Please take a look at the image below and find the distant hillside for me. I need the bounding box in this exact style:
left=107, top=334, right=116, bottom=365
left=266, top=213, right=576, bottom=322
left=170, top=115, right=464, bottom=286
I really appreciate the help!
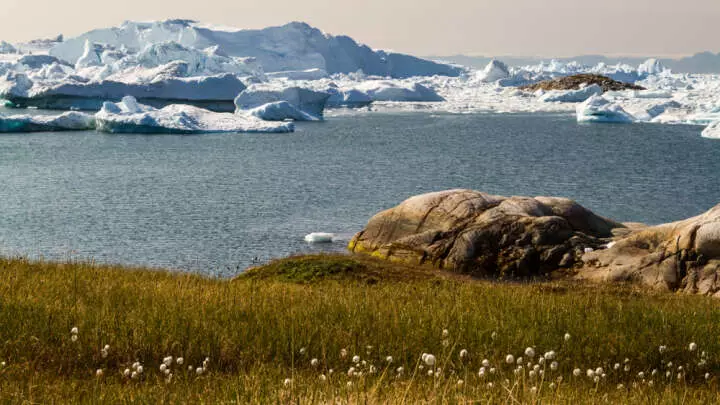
left=432, top=52, right=720, bottom=74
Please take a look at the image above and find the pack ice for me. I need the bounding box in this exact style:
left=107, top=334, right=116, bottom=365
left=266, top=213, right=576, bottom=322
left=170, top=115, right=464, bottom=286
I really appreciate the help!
left=95, top=96, right=294, bottom=134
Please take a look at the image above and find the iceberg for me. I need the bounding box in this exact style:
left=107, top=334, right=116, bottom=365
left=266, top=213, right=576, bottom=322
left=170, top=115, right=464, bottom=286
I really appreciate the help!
left=352, top=81, right=444, bottom=102
left=266, top=69, right=328, bottom=80
left=0, top=41, right=17, bottom=54
left=95, top=96, right=293, bottom=134
left=248, top=101, right=318, bottom=121
left=235, top=85, right=330, bottom=120
left=638, top=59, right=668, bottom=76
left=1, top=66, right=247, bottom=112
left=576, top=95, right=635, bottom=123
left=539, top=84, right=603, bottom=103
left=0, top=111, right=95, bottom=132
left=325, top=87, right=373, bottom=108
left=701, top=122, right=720, bottom=139
left=50, top=20, right=462, bottom=78
left=474, top=60, right=510, bottom=83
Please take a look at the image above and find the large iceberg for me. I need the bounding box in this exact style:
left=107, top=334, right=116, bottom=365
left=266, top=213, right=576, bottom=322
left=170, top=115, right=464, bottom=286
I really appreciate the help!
left=539, top=84, right=603, bottom=103
left=0, top=111, right=94, bottom=132
left=0, top=41, right=17, bottom=54
left=95, top=96, right=293, bottom=134
left=50, top=20, right=462, bottom=79
left=1, top=63, right=247, bottom=112
left=576, top=95, right=635, bottom=123
left=234, top=85, right=330, bottom=120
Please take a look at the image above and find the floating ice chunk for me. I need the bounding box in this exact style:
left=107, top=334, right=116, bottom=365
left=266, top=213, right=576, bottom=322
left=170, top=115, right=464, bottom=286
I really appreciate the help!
left=475, top=60, right=510, bottom=83
left=248, top=101, right=319, bottom=121
left=95, top=96, right=294, bottom=134
left=576, top=95, right=635, bottom=123
left=540, top=84, right=603, bottom=103
left=352, top=81, right=444, bottom=102
left=325, top=88, right=373, bottom=108
left=702, top=122, right=720, bottom=139
left=0, top=111, right=95, bottom=132
left=304, top=233, right=335, bottom=243
left=235, top=85, right=330, bottom=120
left=638, top=59, right=668, bottom=76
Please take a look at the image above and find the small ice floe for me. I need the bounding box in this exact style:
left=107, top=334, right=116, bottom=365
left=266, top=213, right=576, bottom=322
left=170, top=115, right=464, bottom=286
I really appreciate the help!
left=304, top=232, right=335, bottom=243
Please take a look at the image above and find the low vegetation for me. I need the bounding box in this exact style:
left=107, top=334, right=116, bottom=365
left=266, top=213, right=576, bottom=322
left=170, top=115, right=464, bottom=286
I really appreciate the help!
left=520, top=74, right=646, bottom=92
left=0, top=254, right=718, bottom=403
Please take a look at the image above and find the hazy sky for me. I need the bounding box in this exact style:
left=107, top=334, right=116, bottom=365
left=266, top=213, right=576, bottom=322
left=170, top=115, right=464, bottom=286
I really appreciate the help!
left=3, top=0, right=719, bottom=57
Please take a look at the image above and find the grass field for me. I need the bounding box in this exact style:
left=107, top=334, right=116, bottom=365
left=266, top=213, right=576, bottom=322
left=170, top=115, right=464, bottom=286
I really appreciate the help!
left=0, top=254, right=718, bottom=404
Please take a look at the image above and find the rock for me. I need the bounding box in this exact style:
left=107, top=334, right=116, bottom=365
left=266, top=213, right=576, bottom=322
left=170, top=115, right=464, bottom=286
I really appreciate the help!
left=580, top=204, right=720, bottom=295
left=520, top=74, right=645, bottom=92
left=349, top=189, right=623, bottom=278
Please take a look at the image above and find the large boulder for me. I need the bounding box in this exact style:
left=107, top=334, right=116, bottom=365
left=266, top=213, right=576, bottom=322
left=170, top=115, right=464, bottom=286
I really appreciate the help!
left=580, top=204, right=720, bottom=296
left=349, top=189, right=623, bottom=277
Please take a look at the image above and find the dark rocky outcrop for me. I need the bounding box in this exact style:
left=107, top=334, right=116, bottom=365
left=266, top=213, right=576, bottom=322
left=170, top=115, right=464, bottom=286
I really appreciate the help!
left=349, top=189, right=623, bottom=278
left=520, top=74, right=645, bottom=92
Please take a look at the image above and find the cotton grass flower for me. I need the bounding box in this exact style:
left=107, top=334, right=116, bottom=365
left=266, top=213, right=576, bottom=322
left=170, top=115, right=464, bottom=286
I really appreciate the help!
left=160, top=364, right=167, bottom=372
left=442, top=329, right=450, bottom=338
left=70, top=327, right=78, bottom=335
left=352, top=355, right=360, bottom=364
left=299, top=347, right=306, bottom=355
left=196, top=367, right=204, bottom=375
left=386, top=356, right=393, bottom=363
left=550, top=361, right=558, bottom=371
left=564, top=333, right=571, bottom=342
left=659, top=345, right=667, bottom=354
left=423, top=354, right=436, bottom=366
left=573, top=368, right=581, bottom=377
left=459, top=349, right=468, bottom=359
left=163, top=356, right=173, bottom=367
left=544, top=351, right=556, bottom=360
left=524, top=347, right=535, bottom=358
left=482, top=359, right=490, bottom=367
left=310, top=358, right=319, bottom=367
left=283, top=378, right=292, bottom=387
left=96, top=369, right=103, bottom=377
left=131, top=371, right=138, bottom=380
left=340, top=348, right=348, bottom=358
left=689, top=342, right=698, bottom=352
left=319, top=374, right=327, bottom=382
left=176, top=357, right=184, bottom=365
left=457, top=379, right=464, bottom=387
left=123, top=368, right=131, bottom=377
left=505, top=354, right=514, bottom=364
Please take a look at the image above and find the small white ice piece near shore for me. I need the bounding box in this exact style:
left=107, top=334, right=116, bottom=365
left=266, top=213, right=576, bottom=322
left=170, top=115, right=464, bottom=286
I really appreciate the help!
left=304, top=233, right=335, bottom=243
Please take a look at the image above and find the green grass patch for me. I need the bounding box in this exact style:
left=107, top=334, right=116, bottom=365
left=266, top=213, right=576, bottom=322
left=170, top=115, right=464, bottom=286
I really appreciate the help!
left=0, top=254, right=718, bottom=403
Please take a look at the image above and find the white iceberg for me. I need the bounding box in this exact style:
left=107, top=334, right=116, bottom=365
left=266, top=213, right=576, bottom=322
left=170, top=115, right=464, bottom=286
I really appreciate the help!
left=576, top=95, right=635, bottom=123
left=235, top=85, right=330, bottom=120
left=248, top=101, right=319, bottom=121
left=95, top=96, right=294, bottom=134
left=352, top=81, right=444, bottom=102
left=1, top=64, right=247, bottom=112
left=325, top=87, right=373, bottom=108
left=0, top=41, right=17, bottom=54
left=0, top=111, right=95, bottom=132
left=50, top=20, right=461, bottom=78
left=539, top=84, right=603, bottom=103
left=304, top=232, right=335, bottom=243
left=638, top=59, right=668, bottom=76
left=702, top=121, right=720, bottom=139
left=266, top=68, right=328, bottom=80
left=474, top=60, right=510, bottom=83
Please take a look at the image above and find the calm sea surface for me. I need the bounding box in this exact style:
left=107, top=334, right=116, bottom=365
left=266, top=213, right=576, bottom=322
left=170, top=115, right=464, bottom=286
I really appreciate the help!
left=1, top=111, right=718, bottom=275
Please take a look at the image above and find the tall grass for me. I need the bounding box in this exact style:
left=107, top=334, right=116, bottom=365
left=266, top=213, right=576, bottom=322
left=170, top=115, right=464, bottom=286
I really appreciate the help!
left=0, top=255, right=718, bottom=403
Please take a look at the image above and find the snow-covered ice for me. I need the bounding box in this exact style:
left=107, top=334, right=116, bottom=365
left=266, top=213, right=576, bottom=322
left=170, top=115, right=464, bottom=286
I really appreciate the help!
left=0, top=111, right=95, bottom=132
left=576, top=95, right=634, bottom=123
left=235, top=85, right=330, bottom=120
left=539, top=84, right=603, bottom=103
left=95, top=96, right=294, bottom=134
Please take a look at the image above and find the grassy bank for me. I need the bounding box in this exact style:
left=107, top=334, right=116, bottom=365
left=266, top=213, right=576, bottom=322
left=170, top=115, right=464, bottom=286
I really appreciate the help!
left=0, top=254, right=718, bottom=403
